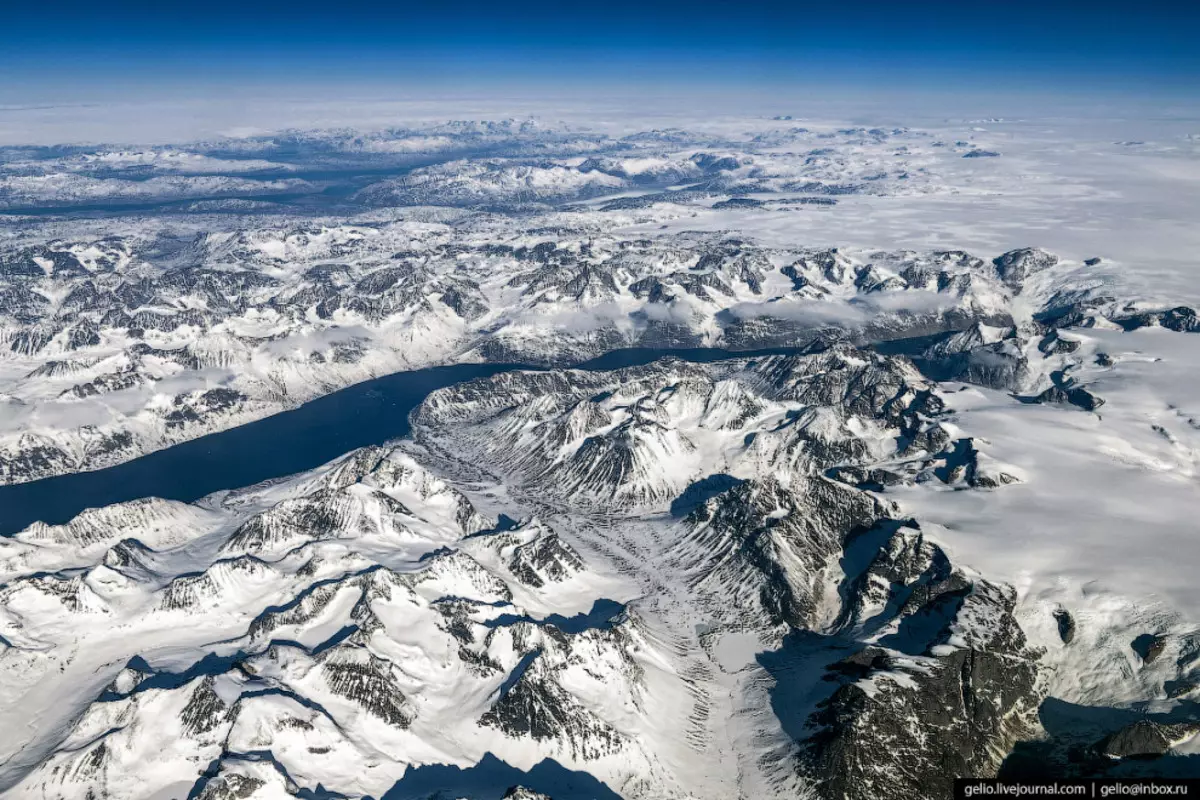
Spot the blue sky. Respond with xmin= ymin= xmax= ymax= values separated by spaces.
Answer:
xmin=2 ymin=0 xmax=1197 ymax=100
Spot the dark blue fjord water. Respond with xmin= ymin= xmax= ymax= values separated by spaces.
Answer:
xmin=0 ymin=346 xmax=806 ymax=535
xmin=381 ymin=752 xmax=622 ymax=800
xmin=485 ymin=598 xmax=628 ymax=634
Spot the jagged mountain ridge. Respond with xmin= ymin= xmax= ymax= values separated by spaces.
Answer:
xmin=0 ymin=220 xmax=1071 ymax=487
xmin=0 ymin=443 xmax=679 ymax=799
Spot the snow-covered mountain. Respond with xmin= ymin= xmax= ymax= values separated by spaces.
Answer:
xmin=0 ymin=220 xmax=1138 ymax=486
xmin=0 ymin=446 xmax=664 ymax=798
xmin=0 ymin=351 xmax=1033 ymax=800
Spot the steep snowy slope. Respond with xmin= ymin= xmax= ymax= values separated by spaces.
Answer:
xmin=0 ymin=445 xmax=685 ymax=799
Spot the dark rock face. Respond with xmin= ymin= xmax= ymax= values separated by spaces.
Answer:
xmin=969 ymin=471 xmax=1021 ymax=489
xmin=0 ymin=441 xmax=73 ymax=486
xmin=1157 ymin=307 xmax=1199 ymax=332
xmin=691 ymin=153 xmax=746 ymax=173
xmin=9 ymin=327 xmax=55 ymax=356
xmin=926 ymin=437 xmax=1019 ymax=489
xmin=180 ymin=677 xmax=232 ymax=737
xmin=671 ymin=473 xmax=746 ymax=516
xmin=66 ymin=369 xmax=144 ymax=399
xmin=225 ymin=489 xmax=351 ymax=553
xmin=1132 ymin=634 xmax=1168 ymax=665
xmin=806 ymin=647 xmax=1039 ymax=800
xmin=505 ymin=532 xmax=586 ymax=589
xmin=1100 ymin=720 xmax=1199 ymax=759
xmin=1038 ymin=330 xmax=1080 ymax=356
xmin=827 ymin=465 xmax=906 ymax=491
xmin=65 ymin=320 xmax=101 ymax=350
xmin=1033 ymin=384 xmax=1105 ymax=412
xmin=1119 ymin=306 xmax=1200 ymax=333
xmin=963 ymin=150 xmax=1001 ymax=158
xmin=691 ymin=241 xmax=769 ymax=294
xmin=630 ymin=270 xmax=734 ymax=303
xmin=992 ymin=248 xmax=1058 ymax=289
xmin=1054 ymin=609 xmax=1076 ymax=645
xmin=504 ymin=787 xmax=554 ymax=800
xmin=164 ymin=388 xmax=251 ymax=430
xmin=1034 ymin=289 xmax=1118 ymax=329
xmin=683 ymin=475 xmax=890 ymax=630
xmin=1000 ymin=698 xmax=1200 ymax=780
xmin=197 ymin=772 xmax=268 ymax=800
xmin=480 ymin=650 xmax=623 ymax=761
xmin=712 ymin=197 xmax=765 ymax=209
xmin=801 ymin=524 xmax=1044 ymax=800
xmin=833 ymin=521 xmax=948 ymax=631
xmin=320 ymin=647 xmax=413 ymax=728
xmin=918 ymin=324 xmax=1030 ymax=390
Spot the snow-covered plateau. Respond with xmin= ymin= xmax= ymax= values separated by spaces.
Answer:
xmin=1 ymin=108 xmax=1199 ymax=798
